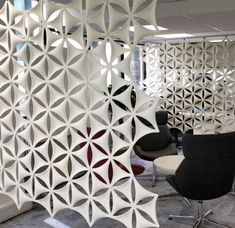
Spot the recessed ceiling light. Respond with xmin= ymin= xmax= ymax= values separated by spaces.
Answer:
xmin=155 ymin=33 xmax=193 ymax=39
xmin=129 ymin=25 xmax=168 ymax=32
xmin=158 ymin=26 xmax=168 ymax=31
xmin=144 ymin=25 xmax=168 ymax=31
xmin=208 ymin=39 xmax=223 ymax=42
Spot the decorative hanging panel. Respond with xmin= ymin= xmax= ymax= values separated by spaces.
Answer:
xmin=0 ymin=0 xmax=159 ymax=227
xmin=142 ymin=38 xmax=235 ymax=134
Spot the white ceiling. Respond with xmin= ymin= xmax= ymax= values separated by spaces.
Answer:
xmin=49 ymin=0 xmax=235 ymax=42
xmin=1 ymin=0 xmax=235 ymax=42
xmin=149 ymin=0 xmax=235 ymax=42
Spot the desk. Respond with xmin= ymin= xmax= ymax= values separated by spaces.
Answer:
xmin=153 ymin=155 xmax=184 ymax=186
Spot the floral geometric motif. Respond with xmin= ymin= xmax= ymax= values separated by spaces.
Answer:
xmin=142 ymin=38 xmax=235 ymax=134
xmin=0 ymin=0 xmax=159 ymax=227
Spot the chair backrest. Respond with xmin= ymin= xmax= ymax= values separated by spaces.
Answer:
xmin=175 ymin=132 xmax=235 ymax=200
xmin=135 ymin=111 xmax=172 ymax=151
xmin=155 ymin=110 xmax=168 ymax=125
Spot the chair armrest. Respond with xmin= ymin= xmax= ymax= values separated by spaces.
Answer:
xmin=133 ymin=145 xmax=144 ymax=154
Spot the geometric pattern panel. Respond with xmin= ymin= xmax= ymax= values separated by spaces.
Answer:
xmin=142 ymin=38 xmax=235 ymax=133
xmin=0 ymin=0 xmax=159 ymax=227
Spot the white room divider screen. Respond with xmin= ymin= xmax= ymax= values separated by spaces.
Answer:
xmin=142 ymin=38 xmax=235 ymax=133
xmin=0 ymin=0 xmax=160 ymax=227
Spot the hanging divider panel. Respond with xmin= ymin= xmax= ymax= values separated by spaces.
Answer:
xmin=142 ymin=38 xmax=235 ymax=134
xmin=0 ymin=0 xmax=160 ymax=227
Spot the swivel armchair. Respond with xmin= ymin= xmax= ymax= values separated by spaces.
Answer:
xmin=134 ymin=110 xmax=177 ymax=185
xmin=166 ymin=131 xmax=235 ymax=228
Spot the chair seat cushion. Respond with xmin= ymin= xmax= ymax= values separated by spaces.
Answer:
xmin=136 ymin=126 xmax=173 ymax=151
xmin=135 ymin=143 xmax=177 ymax=161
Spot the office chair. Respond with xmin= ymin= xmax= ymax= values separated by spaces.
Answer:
xmin=166 ymin=132 xmax=235 ymax=228
xmin=134 ymin=110 xmax=177 ymax=185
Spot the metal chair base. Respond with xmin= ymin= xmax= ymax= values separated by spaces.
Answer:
xmin=169 ymin=201 xmax=230 ymax=228
xmin=229 ymin=178 xmax=235 ymax=195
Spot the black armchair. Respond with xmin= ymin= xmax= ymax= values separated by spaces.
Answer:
xmin=134 ymin=111 xmax=177 ymax=185
xmin=134 ymin=111 xmax=177 ymax=161
xmin=166 ymin=132 xmax=235 ymax=228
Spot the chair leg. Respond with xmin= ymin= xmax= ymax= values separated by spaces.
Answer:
xmin=158 ymin=193 xmax=192 ymax=208
xmin=202 ymin=207 xmax=230 ymax=228
xmin=183 ymin=197 xmax=191 ymax=207
xmin=197 ymin=201 xmax=203 ymax=219
xmin=193 ymin=218 xmax=202 ymax=228
xmin=169 ymin=215 xmax=196 ymax=220
xmin=204 ymin=219 xmax=231 ymax=228
xmin=152 ymin=163 xmax=156 ymax=187
xmin=228 ymin=180 xmax=235 ymax=195
xmin=230 ymin=177 xmax=235 ymax=193
xmin=203 ymin=209 xmax=213 ymax=218
xmin=233 ymin=181 xmax=235 ymax=192
xmin=168 ymin=201 xmax=229 ymax=228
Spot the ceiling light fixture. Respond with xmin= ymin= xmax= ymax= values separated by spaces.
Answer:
xmin=129 ymin=25 xmax=168 ymax=32
xmin=154 ymin=33 xmax=193 ymax=39
xmin=208 ymin=39 xmax=224 ymax=43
